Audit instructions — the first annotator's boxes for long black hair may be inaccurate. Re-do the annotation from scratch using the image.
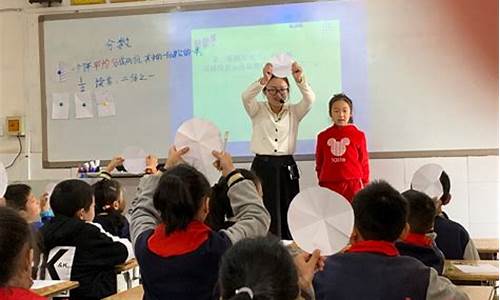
[206,169,261,231]
[153,164,211,234]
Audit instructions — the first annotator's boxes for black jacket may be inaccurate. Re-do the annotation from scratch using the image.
[39,215,128,300]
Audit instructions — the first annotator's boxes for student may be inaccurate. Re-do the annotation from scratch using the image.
[0,207,46,300]
[92,156,130,239]
[130,148,270,300]
[4,184,53,228]
[242,62,315,239]
[219,237,321,300]
[315,93,369,202]
[206,168,262,231]
[396,190,445,274]
[313,181,468,300]
[38,179,129,300]
[433,171,479,260]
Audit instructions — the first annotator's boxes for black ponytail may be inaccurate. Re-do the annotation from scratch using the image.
[153,164,210,234]
[92,179,122,214]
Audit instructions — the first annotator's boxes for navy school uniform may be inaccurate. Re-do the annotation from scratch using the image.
[434,215,480,260]
[130,174,271,300]
[396,232,445,274]
[313,240,469,300]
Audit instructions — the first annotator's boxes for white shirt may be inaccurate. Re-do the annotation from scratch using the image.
[242,78,315,155]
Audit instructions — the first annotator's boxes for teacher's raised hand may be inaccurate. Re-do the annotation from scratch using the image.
[292,62,303,83]
[259,63,273,85]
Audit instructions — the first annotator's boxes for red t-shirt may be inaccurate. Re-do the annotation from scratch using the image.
[315,124,369,185]
[0,287,46,300]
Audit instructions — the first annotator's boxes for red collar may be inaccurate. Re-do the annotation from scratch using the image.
[147,220,211,257]
[403,232,433,248]
[347,240,399,256]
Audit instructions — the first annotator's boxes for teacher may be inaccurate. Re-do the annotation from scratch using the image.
[241,62,316,239]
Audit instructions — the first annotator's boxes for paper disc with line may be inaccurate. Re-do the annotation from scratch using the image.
[269,53,295,78]
[122,146,147,174]
[411,163,444,199]
[288,187,354,256]
[174,118,223,185]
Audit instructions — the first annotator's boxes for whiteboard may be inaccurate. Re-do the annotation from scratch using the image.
[40,0,499,167]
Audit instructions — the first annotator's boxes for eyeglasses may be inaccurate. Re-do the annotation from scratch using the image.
[266,88,288,95]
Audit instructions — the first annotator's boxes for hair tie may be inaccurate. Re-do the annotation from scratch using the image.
[235,287,254,299]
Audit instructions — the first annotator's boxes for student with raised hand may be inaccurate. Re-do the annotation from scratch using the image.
[396,190,445,274]
[206,168,262,231]
[130,147,270,300]
[93,156,130,239]
[0,207,46,300]
[433,171,479,260]
[219,237,322,300]
[242,61,315,239]
[313,181,469,300]
[38,179,129,300]
[315,93,369,202]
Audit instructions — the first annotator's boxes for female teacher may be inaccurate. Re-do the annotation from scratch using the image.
[242,62,315,239]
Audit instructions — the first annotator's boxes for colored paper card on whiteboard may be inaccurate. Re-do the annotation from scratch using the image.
[74,92,94,119]
[71,0,105,4]
[95,90,116,118]
[51,93,70,120]
[55,62,69,82]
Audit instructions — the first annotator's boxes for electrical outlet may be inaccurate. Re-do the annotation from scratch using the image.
[6,116,25,137]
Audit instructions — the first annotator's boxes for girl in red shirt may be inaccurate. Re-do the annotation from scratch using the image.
[315,94,369,202]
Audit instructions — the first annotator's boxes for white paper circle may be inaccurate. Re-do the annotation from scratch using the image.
[0,161,7,197]
[174,118,223,185]
[122,146,147,174]
[288,187,354,256]
[269,53,295,78]
[410,164,444,199]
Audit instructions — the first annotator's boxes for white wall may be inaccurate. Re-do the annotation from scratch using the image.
[0,0,498,238]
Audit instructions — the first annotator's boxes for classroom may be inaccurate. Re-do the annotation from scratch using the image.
[0,0,498,299]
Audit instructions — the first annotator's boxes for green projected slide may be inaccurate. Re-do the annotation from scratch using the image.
[192,20,342,141]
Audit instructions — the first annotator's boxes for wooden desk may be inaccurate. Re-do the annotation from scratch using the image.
[116,258,138,272]
[104,285,144,300]
[473,238,499,260]
[32,280,79,297]
[444,260,499,283]
[458,286,495,300]
[116,258,139,289]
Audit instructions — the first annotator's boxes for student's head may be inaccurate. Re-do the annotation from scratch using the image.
[154,164,211,234]
[352,181,408,242]
[4,184,40,223]
[402,189,436,234]
[92,179,125,214]
[50,179,95,222]
[0,207,35,289]
[328,93,354,126]
[263,75,290,106]
[219,237,299,300]
[206,169,262,231]
[439,170,451,205]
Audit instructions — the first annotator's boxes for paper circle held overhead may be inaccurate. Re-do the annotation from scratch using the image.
[410,163,444,199]
[174,118,223,185]
[269,53,295,78]
[122,146,147,174]
[288,187,354,256]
